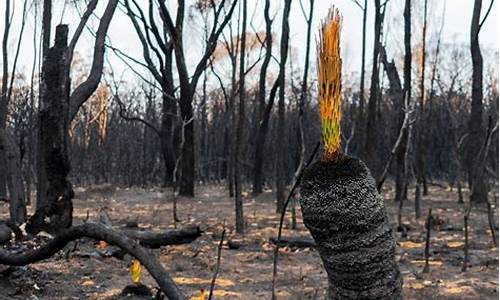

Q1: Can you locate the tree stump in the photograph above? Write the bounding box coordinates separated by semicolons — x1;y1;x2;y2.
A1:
300;155;402;299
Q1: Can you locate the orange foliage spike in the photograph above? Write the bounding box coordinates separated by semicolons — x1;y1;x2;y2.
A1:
317;8;342;162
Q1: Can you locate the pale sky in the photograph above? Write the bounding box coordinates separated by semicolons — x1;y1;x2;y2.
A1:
1;0;498;87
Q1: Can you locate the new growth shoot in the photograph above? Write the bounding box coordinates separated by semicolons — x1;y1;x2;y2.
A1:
318;8;342;162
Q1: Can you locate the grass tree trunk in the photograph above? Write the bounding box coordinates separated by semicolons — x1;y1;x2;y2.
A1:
300;156;403;299
300;8;401;299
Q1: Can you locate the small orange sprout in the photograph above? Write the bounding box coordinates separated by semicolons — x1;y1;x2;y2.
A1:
130;259;142;284
318;8;342;162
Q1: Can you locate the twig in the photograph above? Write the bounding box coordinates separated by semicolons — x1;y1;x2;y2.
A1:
422;208;432;273
271;142;320;300
485;197;497;247
208;226;226;300
462;204;472;272
377;92;415;191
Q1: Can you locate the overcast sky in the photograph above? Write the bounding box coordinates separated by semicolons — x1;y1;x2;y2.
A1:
0;0;498;85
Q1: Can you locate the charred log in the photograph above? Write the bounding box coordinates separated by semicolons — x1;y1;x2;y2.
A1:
0;223;186;300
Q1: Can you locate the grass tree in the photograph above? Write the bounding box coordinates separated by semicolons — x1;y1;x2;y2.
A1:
299;8;402;299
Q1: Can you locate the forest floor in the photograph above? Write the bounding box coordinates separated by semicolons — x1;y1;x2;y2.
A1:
0;182;498;300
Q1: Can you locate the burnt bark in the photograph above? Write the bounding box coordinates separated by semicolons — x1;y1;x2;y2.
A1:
398;0;411;203
276;0;293;212
2;130;27;225
31;0;119;234
234;0;247;234
300;156;402;299
252;0;274;195
0;0;10;200
466;0;490;203
0;223;186;300
355;0;368;156
415;0;428;211
160;93;176;185
28;25;74;234
364;0;383;177
157;0;238;197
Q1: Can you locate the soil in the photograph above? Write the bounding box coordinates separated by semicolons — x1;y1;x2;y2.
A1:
0;182;498;299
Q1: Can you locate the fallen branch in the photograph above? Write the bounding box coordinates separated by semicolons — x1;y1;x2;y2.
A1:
269;236;316;248
122;226;202;248
0;223;186;300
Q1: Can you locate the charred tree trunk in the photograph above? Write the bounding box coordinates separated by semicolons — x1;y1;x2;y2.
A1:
35;0;53;229
415;0;429;210
252;0;273;195
28;25;74;234
300;156;402;299
160;93;176;186
178;91;195;197
467;0;489;203
276;0;292;213
31;0;118;233
234;0;247;234
396;0;411;204
355;0;367;156
3;131;27;224
0;0;10;200
364;0;383;177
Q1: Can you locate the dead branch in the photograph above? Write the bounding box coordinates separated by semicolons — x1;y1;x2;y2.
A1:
269;236;316;248
272;141;320;299
0;223;186;300
122;226;201;248
377;92;415;191
422;208;432;273
208;228;225;300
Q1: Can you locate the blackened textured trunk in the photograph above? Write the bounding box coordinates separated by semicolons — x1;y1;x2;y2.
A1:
28;25;74;234
36;0;52;217
300;156;402;299
467;0;487;203
276;0;292;213
364;0;382;177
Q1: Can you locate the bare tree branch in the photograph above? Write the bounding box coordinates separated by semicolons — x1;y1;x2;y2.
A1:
69;0;119;122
